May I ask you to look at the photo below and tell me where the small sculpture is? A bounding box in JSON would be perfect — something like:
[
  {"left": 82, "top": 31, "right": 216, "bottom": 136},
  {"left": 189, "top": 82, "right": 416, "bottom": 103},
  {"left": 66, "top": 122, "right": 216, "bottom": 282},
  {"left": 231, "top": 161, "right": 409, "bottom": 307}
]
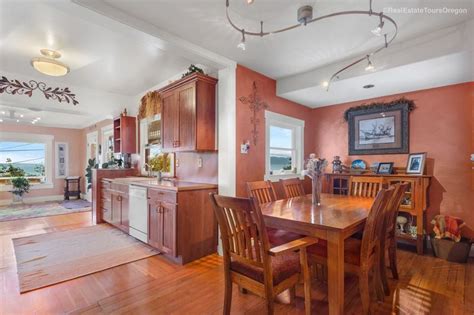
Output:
[{"left": 332, "top": 156, "right": 343, "bottom": 173}]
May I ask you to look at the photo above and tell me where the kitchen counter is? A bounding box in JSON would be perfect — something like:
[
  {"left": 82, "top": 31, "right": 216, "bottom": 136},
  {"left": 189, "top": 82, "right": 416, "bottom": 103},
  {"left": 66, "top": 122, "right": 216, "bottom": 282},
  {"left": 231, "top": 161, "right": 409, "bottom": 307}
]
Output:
[{"left": 103, "top": 177, "right": 218, "bottom": 192}]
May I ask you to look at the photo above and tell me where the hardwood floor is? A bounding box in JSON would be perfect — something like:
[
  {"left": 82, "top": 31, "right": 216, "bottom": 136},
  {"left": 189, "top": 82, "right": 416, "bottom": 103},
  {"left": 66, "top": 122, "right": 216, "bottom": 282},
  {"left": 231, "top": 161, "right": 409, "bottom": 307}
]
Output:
[{"left": 1, "top": 212, "right": 472, "bottom": 314}]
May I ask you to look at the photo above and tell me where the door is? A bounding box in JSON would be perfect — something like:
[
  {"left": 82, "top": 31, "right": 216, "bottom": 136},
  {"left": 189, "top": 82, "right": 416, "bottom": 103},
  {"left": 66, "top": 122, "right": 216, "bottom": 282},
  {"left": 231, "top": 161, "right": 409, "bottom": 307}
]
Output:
[
  {"left": 161, "top": 91, "right": 179, "bottom": 150},
  {"left": 160, "top": 201, "right": 176, "bottom": 255},
  {"left": 177, "top": 84, "right": 196, "bottom": 151}
]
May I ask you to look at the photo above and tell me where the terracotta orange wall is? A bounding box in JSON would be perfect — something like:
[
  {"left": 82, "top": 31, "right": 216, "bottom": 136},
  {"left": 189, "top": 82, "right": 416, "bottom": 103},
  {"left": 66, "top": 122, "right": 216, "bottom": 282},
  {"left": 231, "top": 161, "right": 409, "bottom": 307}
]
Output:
[
  {"left": 312, "top": 82, "right": 474, "bottom": 230},
  {"left": 235, "top": 65, "right": 315, "bottom": 197},
  {"left": 0, "top": 124, "right": 83, "bottom": 200}
]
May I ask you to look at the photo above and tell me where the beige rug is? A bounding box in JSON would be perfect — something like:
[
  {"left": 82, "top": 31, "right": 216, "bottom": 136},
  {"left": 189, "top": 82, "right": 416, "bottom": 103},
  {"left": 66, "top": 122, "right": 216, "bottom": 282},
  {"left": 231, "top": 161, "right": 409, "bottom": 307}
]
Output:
[{"left": 13, "top": 224, "right": 158, "bottom": 293}]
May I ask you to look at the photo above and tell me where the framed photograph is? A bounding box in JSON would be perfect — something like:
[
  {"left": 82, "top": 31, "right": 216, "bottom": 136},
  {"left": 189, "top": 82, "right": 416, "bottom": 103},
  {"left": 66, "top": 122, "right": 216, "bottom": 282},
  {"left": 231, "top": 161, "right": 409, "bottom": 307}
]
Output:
[
  {"left": 55, "top": 142, "right": 69, "bottom": 178},
  {"left": 376, "top": 162, "right": 394, "bottom": 174},
  {"left": 406, "top": 152, "right": 426, "bottom": 174},
  {"left": 348, "top": 102, "right": 409, "bottom": 155}
]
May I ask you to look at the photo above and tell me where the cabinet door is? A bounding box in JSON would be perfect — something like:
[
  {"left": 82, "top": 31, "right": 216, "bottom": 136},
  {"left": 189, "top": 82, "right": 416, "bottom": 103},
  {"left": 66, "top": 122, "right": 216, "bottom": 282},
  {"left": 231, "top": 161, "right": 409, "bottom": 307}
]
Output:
[
  {"left": 177, "top": 84, "right": 196, "bottom": 150},
  {"left": 160, "top": 201, "right": 177, "bottom": 256},
  {"left": 111, "top": 193, "right": 122, "bottom": 227},
  {"left": 121, "top": 195, "right": 129, "bottom": 232},
  {"left": 148, "top": 199, "right": 162, "bottom": 249},
  {"left": 161, "top": 92, "right": 179, "bottom": 150}
]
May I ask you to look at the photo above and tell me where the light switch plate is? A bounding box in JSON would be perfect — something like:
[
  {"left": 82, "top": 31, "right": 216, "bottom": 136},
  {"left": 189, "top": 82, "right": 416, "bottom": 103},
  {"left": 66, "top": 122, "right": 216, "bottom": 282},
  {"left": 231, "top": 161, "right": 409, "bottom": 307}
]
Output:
[{"left": 197, "top": 157, "right": 203, "bottom": 168}]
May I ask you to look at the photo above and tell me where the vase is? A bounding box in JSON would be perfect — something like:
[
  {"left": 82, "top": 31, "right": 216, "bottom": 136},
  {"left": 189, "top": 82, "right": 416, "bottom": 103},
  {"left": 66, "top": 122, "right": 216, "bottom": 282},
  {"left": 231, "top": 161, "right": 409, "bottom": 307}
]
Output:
[{"left": 311, "top": 175, "right": 322, "bottom": 206}]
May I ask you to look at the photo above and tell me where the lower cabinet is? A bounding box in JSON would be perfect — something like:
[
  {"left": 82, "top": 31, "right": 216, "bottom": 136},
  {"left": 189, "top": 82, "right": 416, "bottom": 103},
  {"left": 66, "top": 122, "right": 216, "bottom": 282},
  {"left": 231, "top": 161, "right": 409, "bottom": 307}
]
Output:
[
  {"left": 148, "top": 197, "right": 177, "bottom": 256},
  {"left": 101, "top": 181, "right": 129, "bottom": 233}
]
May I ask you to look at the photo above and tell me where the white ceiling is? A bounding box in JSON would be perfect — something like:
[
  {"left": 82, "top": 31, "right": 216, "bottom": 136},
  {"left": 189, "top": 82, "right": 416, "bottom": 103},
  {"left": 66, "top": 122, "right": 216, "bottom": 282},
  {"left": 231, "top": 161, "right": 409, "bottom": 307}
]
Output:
[{"left": 95, "top": 0, "right": 474, "bottom": 79}]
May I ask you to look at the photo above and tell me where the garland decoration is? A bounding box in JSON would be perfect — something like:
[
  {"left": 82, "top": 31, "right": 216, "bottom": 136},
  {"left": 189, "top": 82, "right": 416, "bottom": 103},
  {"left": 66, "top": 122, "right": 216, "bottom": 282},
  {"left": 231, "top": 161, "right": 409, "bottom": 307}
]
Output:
[
  {"left": 181, "top": 64, "right": 204, "bottom": 78},
  {"left": 343, "top": 97, "right": 415, "bottom": 121},
  {"left": 0, "top": 76, "right": 79, "bottom": 105}
]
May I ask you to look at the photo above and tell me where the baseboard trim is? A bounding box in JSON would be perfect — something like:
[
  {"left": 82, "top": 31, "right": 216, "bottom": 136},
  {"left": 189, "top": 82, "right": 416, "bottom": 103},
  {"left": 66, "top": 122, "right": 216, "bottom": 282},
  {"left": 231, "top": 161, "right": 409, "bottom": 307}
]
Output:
[{"left": 0, "top": 194, "right": 64, "bottom": 206}]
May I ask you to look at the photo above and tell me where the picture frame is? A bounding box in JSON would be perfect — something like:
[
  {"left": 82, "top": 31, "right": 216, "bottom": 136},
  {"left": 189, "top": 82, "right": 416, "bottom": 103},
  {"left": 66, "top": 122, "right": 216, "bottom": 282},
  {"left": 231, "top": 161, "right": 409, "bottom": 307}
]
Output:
[
  {"left": 55, "top": 142, "right": 69, "bottom": 178},
  {"left": 348, "top": 102, "right": 409, "bottom": 155},
  {"left": 406, "top": 152, "right": 426, "bottom": 174},
  {"left": 376, "top": 162, "right": 394, "bottom": 174}
]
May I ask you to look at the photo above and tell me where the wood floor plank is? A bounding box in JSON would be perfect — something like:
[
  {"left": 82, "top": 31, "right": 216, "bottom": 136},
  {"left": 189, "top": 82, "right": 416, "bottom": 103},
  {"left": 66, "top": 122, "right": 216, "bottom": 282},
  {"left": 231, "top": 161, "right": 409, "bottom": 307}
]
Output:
[{"left": 1, "top": 212, "right": 472, "bottom": 315}]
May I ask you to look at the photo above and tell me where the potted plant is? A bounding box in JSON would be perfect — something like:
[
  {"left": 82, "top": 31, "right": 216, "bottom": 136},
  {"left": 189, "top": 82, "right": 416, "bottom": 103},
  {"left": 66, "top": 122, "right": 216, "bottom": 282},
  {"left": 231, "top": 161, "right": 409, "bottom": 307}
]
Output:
[{"left": 11, "top": 176, "right": 30, "bottom": 202}]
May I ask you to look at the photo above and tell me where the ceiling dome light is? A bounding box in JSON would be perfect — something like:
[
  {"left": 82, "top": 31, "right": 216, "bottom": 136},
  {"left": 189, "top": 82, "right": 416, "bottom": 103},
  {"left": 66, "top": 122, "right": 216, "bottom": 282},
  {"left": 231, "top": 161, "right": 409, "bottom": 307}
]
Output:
[{"left": 31, "top": 49, "right": 69, "bottom": 77}]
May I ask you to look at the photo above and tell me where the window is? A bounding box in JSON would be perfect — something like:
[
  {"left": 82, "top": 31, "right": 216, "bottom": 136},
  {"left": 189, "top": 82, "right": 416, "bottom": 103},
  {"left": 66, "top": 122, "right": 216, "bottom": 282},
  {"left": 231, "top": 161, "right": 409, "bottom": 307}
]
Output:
[
  {"left": 0, "top": 133, "right": 53, "bottom": 191},
  {"left": 265, "top": 111, "right": 304, "bottom": 181}
]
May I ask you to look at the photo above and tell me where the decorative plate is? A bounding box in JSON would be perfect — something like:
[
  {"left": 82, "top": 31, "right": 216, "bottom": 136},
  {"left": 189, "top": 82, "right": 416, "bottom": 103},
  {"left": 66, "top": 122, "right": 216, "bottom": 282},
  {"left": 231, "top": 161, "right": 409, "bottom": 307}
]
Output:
[{"left": 351, "top": 159, "right": 367, "bottom": 170}]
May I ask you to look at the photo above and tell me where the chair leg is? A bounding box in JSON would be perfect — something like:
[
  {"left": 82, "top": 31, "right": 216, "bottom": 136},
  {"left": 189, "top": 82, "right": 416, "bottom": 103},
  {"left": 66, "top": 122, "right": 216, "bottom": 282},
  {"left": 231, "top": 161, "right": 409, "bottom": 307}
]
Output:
[
  {"left": 359, "top": 270, "right": 371, "bottom": 315},
  {"left": 388, "top": 239, "right": 399, "bottom": 279},
  {"left": 373, "top": 260, "right": 385, "bottom": 302},
  {"left": 224, "top": 275, "right": 233, "bottom": 315},
  {"left": 380, "top": 248, "right": 390, "bottom": 296},
  {"left": 300, "top": 250, "right": 312, "bottom": 315},
  {"left": 265, "top": 289, "right": 274, "bottom": 315}
]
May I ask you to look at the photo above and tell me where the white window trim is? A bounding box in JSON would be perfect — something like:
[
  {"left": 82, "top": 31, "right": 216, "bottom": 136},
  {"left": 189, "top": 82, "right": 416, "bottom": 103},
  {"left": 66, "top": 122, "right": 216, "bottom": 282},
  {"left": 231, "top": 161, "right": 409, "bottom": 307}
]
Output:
[
  {"left": 0, "top": 132, "right": 54, "bottom": 191},
  {"left": 264, "top": 111, "right": 305, "bottom": 182}
]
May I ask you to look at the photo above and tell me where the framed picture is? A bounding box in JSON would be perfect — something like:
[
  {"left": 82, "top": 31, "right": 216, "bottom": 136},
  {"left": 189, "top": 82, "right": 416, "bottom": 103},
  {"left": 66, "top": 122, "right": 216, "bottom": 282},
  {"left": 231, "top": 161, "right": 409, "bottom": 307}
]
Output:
[
  {"left": 406, "top": 152, "right": 426, "bottom": 174},
  {"left": 348, "top": 102, "right": 409, "bottom": 155},
  {"left": 55, "top": 142, "right": 69, "bottom": 178},
  {"left": 376, "top": 162, "right": 394, "bottom": 174}
]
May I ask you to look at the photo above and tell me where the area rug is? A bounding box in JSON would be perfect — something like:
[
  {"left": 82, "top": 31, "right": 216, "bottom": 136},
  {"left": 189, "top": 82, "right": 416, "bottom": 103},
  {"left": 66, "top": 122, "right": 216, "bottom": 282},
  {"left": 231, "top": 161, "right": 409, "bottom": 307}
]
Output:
[
  {"left": 0, "top": 200, "right": 91, "bottom": 222},
  {"left": 13, "top": 224, "right": 158, "bottom": 293}
]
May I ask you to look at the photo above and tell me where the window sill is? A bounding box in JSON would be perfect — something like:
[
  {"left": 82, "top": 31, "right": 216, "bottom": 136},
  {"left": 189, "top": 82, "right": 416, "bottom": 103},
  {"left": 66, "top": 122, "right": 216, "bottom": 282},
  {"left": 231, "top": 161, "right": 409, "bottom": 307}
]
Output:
[
  {"left": 0, "top": 183, "right": 54, "bottom": 192},
  {"left": 264, "top": 174, "right": 305, "bottom": 182}
]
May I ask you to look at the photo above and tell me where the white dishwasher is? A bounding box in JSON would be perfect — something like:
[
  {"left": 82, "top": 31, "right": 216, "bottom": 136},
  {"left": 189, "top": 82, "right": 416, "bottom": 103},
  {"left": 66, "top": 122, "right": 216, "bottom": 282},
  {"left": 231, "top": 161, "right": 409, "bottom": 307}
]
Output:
[{"left": 129, "top": 185, "right": 148, "bottom": 243}]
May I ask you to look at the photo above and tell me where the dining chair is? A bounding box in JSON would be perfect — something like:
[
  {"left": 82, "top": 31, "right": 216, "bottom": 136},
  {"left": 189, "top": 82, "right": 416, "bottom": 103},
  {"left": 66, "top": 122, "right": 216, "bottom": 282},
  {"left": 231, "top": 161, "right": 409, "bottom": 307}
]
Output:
[
  {"left": 349, "top": 176, "right": 384, "bottom": 198},
  {"left": 209, "top": 193, "right": 317, "bottom": 315},
  {"left": 247, "top": 180, "right": 304, "bottom": 246},
  {"left": 380, "top": 182, "right": 410, "bottom": 296},
  {"left": 280, "top": 178, "right": 306, "bottom": 198},
  {"left": 307, "top": 187, "right": 395, "bottom": 315}
]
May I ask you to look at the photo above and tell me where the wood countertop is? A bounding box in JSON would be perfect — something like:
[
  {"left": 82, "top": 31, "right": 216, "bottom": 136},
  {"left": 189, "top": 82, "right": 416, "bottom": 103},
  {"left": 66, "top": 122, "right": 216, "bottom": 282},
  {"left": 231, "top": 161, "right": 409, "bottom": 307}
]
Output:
[{"left": 103, "top": 177, "right": 217, "bottom": 192}]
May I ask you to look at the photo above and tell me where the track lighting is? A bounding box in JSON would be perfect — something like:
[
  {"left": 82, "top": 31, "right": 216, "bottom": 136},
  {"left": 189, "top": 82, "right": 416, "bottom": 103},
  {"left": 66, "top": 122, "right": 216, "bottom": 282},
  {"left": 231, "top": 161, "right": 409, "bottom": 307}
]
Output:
[
  {"left": 365, "top": 56, "right": 374, "bottom": 71},
  {"left": 371, "top": 13, "right": 384, "bottom": 36},
  {"left": 237, "top": 29, "right": 246, "bottom": 50}
]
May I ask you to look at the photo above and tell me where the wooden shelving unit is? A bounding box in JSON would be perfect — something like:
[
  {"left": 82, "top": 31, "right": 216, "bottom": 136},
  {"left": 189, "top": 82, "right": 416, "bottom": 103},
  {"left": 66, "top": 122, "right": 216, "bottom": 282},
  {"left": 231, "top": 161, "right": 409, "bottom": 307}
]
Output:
[
  {"left": 324, "top": 173, "right": 431, "bottom": 254},
  {"left": 113, "top": 116, "right": 137, "bottom": 154}
]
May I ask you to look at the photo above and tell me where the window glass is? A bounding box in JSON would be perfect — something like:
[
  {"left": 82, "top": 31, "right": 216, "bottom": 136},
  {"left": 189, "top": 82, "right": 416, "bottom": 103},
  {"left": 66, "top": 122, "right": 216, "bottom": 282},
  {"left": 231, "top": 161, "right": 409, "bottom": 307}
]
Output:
[
  {"left": 269, "top": 126, "right": 292, "bottom": 149},
  {"left": 269, "top": 148, "right": 293, "bottom": 172},
  {"left": 0, "top": 141, "right": 46, "bottom": 178}
]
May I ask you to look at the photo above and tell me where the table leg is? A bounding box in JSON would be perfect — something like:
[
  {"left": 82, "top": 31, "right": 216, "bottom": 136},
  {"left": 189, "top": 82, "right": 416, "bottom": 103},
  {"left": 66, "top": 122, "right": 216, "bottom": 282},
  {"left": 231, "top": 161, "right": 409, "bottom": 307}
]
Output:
[{"left": 327, "top": 230, "right": 344, "bottom": 315}]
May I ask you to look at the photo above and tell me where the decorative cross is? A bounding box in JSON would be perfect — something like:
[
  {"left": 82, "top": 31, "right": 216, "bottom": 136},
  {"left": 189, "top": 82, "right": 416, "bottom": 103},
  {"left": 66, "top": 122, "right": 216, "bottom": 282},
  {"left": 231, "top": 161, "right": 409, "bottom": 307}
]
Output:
[{"left": 239, "top": 81, "right": 268, "bottom": 145}]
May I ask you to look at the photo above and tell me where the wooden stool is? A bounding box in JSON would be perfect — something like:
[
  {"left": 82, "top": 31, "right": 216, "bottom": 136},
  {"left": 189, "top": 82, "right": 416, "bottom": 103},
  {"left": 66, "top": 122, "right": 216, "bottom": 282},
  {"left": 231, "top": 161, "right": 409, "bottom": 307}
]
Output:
[{"left": 64, "top": 176, "right": 81, "bottom": 200}]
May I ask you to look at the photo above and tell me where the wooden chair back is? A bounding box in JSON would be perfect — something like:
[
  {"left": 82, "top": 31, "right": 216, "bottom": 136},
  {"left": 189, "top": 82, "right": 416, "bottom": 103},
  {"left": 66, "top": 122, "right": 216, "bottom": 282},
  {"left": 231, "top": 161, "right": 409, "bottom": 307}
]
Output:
[
  {"left": 246, "top": 180, "right": 277, "bottom": 205},
  {"left": 349, "top": 176, "right": 384, "bottom": 198},
  {"left": 209, "top": 193, "right": 271, "bottom": 271},
  {"left": 280, "top": 178, "right": 305, "bottom": 199},
  {"left": 360, "top": 187, "right": 395, "bottom": 264},
  {"left": 384, "top": 183, "right": 410, "bottom": 238}
]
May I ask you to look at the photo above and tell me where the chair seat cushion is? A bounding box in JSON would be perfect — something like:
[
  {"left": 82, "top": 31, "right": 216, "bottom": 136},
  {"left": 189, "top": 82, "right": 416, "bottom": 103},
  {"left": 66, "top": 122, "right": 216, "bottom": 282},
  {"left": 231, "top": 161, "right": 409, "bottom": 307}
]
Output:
[
  {"left": 230, "top": 250, "right": 300, "bottom": 285},
  {"left": 307, "top": 238, "right": 362, "bottom": 266},
  {"left": 266, "top": 227, "right": 305, "bottom": 246}
]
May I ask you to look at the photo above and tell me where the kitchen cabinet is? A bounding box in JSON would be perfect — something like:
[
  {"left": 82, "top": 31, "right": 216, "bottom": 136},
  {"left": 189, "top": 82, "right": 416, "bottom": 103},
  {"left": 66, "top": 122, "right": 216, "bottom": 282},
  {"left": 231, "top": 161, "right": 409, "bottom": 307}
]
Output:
[
  {"left": 158, "top": 73, "right": 217, "bottom": 152},
  {"left": 113, "top": 115, "right": 137, "bottom": 154},
  {"left": 101, "top": 181, "right": 129, "bottom": 233},
  {"left": 147, "top": 189, "right": 177, "bottom": 256}
]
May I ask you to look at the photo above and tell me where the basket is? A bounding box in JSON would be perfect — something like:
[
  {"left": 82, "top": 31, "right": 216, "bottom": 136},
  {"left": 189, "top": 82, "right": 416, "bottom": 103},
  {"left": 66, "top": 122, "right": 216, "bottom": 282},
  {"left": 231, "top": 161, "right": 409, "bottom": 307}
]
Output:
[{"left": 430, "top": 237, "right": 472, "bottom": 263}]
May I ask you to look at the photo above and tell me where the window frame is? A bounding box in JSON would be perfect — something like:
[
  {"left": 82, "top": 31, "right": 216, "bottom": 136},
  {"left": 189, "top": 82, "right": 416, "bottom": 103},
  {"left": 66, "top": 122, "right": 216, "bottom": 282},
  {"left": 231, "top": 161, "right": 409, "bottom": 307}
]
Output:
[
  {"left": 0, "top": 132, "right": 53, "bottom": 191},
  {"left": 264, "top": 111, "right": 304, "bottom": 182}
]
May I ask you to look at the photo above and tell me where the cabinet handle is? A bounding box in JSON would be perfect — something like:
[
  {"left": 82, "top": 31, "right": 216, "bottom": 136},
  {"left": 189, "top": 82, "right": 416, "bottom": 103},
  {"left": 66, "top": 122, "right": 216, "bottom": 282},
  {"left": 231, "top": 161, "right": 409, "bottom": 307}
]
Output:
[{"left": 117, "top": 195, "right": 122, "bottom": 201}]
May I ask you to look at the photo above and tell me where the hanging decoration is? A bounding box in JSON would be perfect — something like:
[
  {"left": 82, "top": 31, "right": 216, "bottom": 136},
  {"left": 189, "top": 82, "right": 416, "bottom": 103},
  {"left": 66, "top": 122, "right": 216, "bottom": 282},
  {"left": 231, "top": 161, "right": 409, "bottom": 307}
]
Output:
[
  {"left": 138, "top": 91, "right": 161, "bottom": 120},
  {"left": 0, "top": 76, "right": 79, "bottom": 105},
  {"left": 239, "top": 81, "right": 268, "bottom": 145}
]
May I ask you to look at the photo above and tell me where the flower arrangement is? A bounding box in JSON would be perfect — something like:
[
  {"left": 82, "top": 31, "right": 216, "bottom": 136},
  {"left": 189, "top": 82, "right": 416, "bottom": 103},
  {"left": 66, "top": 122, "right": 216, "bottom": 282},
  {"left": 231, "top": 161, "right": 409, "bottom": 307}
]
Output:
[{"left": 302, "top": 153, "right": 328, "bottom": 205}]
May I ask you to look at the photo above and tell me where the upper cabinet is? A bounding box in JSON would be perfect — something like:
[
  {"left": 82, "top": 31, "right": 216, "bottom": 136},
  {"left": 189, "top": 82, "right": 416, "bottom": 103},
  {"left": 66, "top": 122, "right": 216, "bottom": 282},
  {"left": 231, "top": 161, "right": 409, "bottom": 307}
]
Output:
[
  {"left": 158, "top": 73, "right": 217, "bottom": 152},
  {"left": 113, "top": 116, "right": 137, "bottom": 154}
]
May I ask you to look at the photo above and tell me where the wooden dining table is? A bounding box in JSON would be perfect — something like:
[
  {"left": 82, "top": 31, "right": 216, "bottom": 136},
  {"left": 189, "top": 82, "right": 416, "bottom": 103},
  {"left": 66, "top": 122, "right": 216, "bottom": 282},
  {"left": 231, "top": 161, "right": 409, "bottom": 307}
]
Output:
[{"left": 260, "top": 193, "right": 374, "bottom": 315}]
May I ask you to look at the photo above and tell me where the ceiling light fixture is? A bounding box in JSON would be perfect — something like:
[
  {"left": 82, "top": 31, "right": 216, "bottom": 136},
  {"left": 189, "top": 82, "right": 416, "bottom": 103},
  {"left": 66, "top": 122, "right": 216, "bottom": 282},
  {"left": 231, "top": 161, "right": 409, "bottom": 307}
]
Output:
[
  {"left": 237, "top": 29, "right": 246, "bottom": 50},
  {"left": 225, "top": 0, "right": 398, "bottom": 90},
  {"left": 246, "top": 0, "right": 254, "bottom": 4},
  {"left": 31, "top": 49, "right": 70, "bottom": 77},
  {"left": 365, "top": 55, "right": 375, "bottom": 71},
  {"left": 322, "top": 81, "right": 329, "bottom": 88},
  {"left": 363, "top": 84, "right": 375, "bottom": 89},
  {"left": 371, "top": 13, "right": 385, "bottom": 36}
]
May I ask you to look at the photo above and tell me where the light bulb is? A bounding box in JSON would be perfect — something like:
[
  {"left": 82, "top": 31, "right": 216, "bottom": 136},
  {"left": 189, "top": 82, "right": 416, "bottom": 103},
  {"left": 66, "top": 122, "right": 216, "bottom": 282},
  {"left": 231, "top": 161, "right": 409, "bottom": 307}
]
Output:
[
  {"left": 20, "top": 114, "right": 24, "bottom": 118},
  {"left": 371, "top": 15, "right": 384, "bottom": 36},
  {"left": 365, "top": 61, "right": 374, "bottom": 71},
  {"left": 322, "top": 81, "right": 329, "bottom": 88},
  {"left": 237, "top": 29, "right": 246, "bottom": 50},
  {"left": 247, "top": 0, "right": 254, "bottom": 4},
  {"left": 16, "top": 119, "right": 20, "bottom": 123},
  {"left": 32, "top": 121, "right": 36, "bottom": 124}
]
